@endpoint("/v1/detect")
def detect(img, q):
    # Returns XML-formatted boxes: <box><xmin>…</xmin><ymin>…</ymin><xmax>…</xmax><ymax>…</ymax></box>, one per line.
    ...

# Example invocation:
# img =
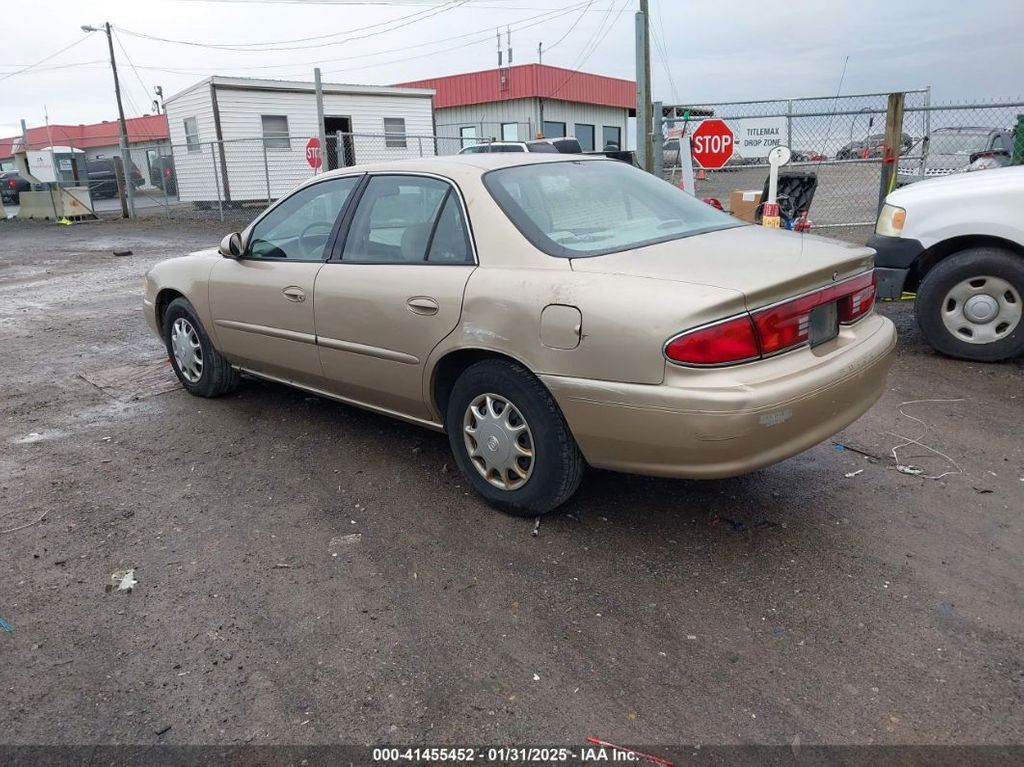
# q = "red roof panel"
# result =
<box><xmin>395</xmin><ymin>64</ymin><xmax>635</xmax><ymax>111</ymax></box>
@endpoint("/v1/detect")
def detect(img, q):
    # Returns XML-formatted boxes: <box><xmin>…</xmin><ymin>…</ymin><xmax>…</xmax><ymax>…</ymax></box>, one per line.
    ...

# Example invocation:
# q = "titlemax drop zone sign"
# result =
<box><xmin>734</xmin><ymin>117</ymin><xmax>787</xmax><ymax>159</ymax></box>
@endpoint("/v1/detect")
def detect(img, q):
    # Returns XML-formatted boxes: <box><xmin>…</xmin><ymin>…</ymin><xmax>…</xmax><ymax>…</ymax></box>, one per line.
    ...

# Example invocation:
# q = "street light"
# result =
<box><xmin>81</xmin><ymin>22</ymin><xmax>134</xmax><ymax>218</ymax></box>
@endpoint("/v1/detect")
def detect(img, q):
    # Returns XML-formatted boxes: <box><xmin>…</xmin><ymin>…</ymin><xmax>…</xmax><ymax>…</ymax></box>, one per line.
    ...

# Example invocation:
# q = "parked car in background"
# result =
<box><xmin>150</xmin><ymin>156</ymin><xmax>177</xmax><ymax>196</ymax></box>
<box><xmin>836</xmin><ymin>133</ymin><xmax>913</xmax><ymax>160</ymax></box>
<box><xmin>872</xmin><ymin>165</ymin><xmax>1024</xmax><ymax>361</ymax></box>
<box><xmin>86</xmin><ymin>158</ymin><xmax>144</xmax><ymax>199</ymax></box>
<box><xmin>458</xmin><ymin>141</ymin><xmax>558</xmax><ymax>154</ymax></box>
<box><xmin>144</xmin><ymin>154</ymin><xmax>894</xmax><ymax>516</ymax></box>
<box><xmin>534</xmin><ymin>136</ymin><xmax>583</xmax><ymax>154</ymax></box>
<box><xmin>0</xmin><ymin>170</ymin><xmax>31</xmax><ymax>203</ymax></box>
<box><xmin>896</xmin><ymin>127</ymin><xmax>1015</xmax><ymax>185</ymax></box>
<box><xmin>791</xmin><ymin>149</ymin><xmax>827</xmax><ymax>162</ymax></box>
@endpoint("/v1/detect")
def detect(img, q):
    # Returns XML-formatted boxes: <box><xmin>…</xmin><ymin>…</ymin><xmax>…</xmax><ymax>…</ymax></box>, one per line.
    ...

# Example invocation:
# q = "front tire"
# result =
<box><xmin>163</xmin><ymin>297</ymin><xmax>239</xmax><ymax>397</ymax></box>
<box><xmin>915</xmin><ymin>248</ymin><xmax>1024</xmax><ymax>362</ymax></box>
<box><xmin>445</xmin><ymin>359</ymin><xmax>584</xmax><ymax>516</ymax></box>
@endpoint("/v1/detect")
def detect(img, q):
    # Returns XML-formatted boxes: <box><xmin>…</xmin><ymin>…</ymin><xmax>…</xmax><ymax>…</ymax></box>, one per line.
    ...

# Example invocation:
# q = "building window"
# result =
<box><xmin>459</xmin><ymin>126</ymin><xmax>478</xmax><ymax>147</ymax></box>
<box><xmin>542</xmin><ymin>121</ymin><xmax>566</xmax><ymax>138</ymax></box>
<box><xmin>501</xmin><ymin>122</ymin><xmax>519</xmax><ymax>142</ymax></box>
<box><xmin>383</xmin><ymin>117</ymin><xmax>407</xmax><ymax>148</ymax></box>
<box><xmin>183</xmin><ymin>117</ymin><xmax>200</xmax><ymax>152</ymax></box>
<box><xmin>602</xmin><ymin>125</ymin><xmax>622</xmax><ymax>150</ymax></box>
<box><xmin>575</xmin><ymin>123</ymin><xmax>595</xmax><ymax>152</ymax></box>
<box><xmin>261</xmin><ymin>115</ymin><xmax>291</xmax><ymax>149</ymax></box>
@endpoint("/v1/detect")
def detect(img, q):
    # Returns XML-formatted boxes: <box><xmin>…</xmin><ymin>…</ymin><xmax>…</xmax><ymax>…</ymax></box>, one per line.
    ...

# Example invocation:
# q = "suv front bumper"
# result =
<box><xmin>867</xmin><ymin>234</ymin><xmax>925</xmax><ymax>298</ymax></box>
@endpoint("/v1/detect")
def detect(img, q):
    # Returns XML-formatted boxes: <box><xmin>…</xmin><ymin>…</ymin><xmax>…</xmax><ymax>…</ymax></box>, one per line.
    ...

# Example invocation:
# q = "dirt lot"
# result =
<box><xmin>0</xmin><ymin>217</ymin><xmax>1021</xmax><ymax>752</ymax></box>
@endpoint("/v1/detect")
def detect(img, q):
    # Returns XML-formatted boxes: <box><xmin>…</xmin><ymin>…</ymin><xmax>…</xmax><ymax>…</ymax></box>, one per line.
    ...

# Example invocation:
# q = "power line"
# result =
<box><xmin>117</xmin><ymin>0</ymin><xmax>471</xmax><ymax>52</ymax></box>
<box><xmin>126</xmin><ymin>2</ymin><xmax>598</xmax><ymax>78</ymax></box>
<box><xmin>547</xmin><ymin>0</ymin><xmax>628</xmax><ymax>98</ymax></box>
<box><xmin>544</xmin><ymin>0</ymin><xmax>593</xmax><ymax>52</ymax></box>
<box><xmin>0</xmin><ymin>35</ymin><xmax>91</xmax><ymax>82</ymax></box>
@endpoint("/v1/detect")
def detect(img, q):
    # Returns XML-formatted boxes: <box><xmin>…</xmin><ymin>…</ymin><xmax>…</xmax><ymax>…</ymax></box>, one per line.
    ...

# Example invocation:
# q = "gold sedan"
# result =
<box><xmin>144</xmin><ymin>155</ymin><xmax>896</xmax><ymax>515</ymax></box>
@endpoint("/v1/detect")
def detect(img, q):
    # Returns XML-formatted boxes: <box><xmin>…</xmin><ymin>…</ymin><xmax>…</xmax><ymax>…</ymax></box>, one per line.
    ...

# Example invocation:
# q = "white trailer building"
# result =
<box><xmin>164</xmin><ymin>76</ymin><xmax>435</xmax><ymax>204</ymax></box>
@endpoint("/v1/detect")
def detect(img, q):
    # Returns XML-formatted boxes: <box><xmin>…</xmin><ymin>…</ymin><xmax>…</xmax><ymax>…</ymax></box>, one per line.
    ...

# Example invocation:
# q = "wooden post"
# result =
<box><xmin>878</xmin><ymin>92</ymin><xmax>905</xmax><ymax>210</ymax></box>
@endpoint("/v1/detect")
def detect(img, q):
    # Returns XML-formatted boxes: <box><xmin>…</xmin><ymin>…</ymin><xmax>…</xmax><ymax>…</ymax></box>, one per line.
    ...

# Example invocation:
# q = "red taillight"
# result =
<box><xmin>7</xmin><ymin>179</ymin><xmax>15</xmax><ymax>189</ymax></box>
<box><xmin>665</xmin><ymin>270</ymin><xmax>876</xmax><ymax>366</ymax></box>
<box><xmin>752</xmin><ymin>292</ymin><xmax>819</xmax><ymax>355</ymax></box>
<box><xmin>665</xmin><ymin>316</ymin><xmax>760</xmax><ymax>365</ymax></box>
<box><xmin>838</xmin><ymin>272</ymin><xmax>877</xmax><ymax>323</ymax></box>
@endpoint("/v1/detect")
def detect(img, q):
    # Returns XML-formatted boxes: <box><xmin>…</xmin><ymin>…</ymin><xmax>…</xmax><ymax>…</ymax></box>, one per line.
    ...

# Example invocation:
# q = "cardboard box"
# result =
<box><xmin>730</xmin><ymin>189</ymin><xmax>762</xmax><ymax>223</ymax></box>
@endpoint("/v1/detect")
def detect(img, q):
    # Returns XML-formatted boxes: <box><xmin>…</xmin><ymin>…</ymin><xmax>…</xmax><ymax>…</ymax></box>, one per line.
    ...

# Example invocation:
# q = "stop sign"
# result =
<box><xmin>305</xmin><ymin>137</ymin><xmax>322</xmax><ymax>169</ymax></box>
<box><xmin>691</xmin><ymin>119</ymin><xmax>735</xmax><ymax>169</ymax></box>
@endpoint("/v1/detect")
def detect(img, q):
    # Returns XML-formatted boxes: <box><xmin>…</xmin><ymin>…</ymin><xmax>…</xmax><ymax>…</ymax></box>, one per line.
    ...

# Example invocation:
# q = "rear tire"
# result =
<box><xmin>163</xmin><ymin>298</ymin><xmax>239</xmax><ymax>397</ymax></box>
<box><xmin>445</xmin><ymin>359</ymin><xmax>584</xmax><ymax>516</ymax></box>
<box><xmin>915</xmin><ymin>248</ymin><xmax>1024</xmax><ymax>362</ymax></box>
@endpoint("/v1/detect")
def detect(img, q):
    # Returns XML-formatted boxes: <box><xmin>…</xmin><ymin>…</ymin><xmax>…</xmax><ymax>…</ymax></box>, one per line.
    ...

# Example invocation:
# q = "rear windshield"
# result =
<box><xmin>927</xmin><ymin>131</ymin><xmax>991</xmax><ymax>155</ymax></box>
<box><xmin>483</xmin><ymin>160</ymin><xmax>740</xmax><ymax>258</ymax></box>
<box><xmin>526</xmin><ymin>142</ymin><xmax>559</xmax><ymax>153</ymax></box>
<box><xmin>88</xmin><ymin>160</ymin><xmax>113</xmax><ymax>172</ymax></box>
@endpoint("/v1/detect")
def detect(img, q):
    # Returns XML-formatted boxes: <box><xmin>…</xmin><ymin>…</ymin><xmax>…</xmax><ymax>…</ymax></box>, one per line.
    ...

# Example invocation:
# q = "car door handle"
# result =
<box><xmin>282</xmin><ymin>286</ymin><xmax>306</xmax><ymax>303</ymax></box>
<box><xmin>406</xmin><ymin>296</ymin><xmax>439</xmax><ymax>316</ymax></box>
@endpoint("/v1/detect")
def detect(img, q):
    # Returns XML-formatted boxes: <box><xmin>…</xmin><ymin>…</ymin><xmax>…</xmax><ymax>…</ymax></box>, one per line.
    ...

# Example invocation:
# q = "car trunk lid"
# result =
<box><xmin>569</xmin><ymin>225</ymin><xmax>875</xmax><ymax>310</ymax></box>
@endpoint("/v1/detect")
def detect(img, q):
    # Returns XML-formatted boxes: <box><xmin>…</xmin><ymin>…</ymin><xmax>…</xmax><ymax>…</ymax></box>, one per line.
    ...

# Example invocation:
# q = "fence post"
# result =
<box><xmin>162</xmin><ymin>146</ymin><xmax>170</xmax><ymax>219</ymax></box>
<box><xmin>878</xmin><ymin>92</ymin><xmax>905</xmax><ymax>210</ymax></box>
<box><xmin>786</xmin><ymin>99</ymin><xmax>793</xmax><ymax>148</ymax></box>
<box><xmin>211</xmin><ymin>142</ymin><xmax>224</xmax><ymax>223</ymax></box>
<box><xmin>417</xmin><ymin>136</ymin><xmax>423</xmax><ymax>158</ymax></box>
<box><xmin>920</xmin><ymin>85</ymin><xmax>931</xmax><ymax>177</ymax></box>
<box><xmin>262</xmin><ymin>138</ymin><xmax>271</xmax><ymax>204</ymax></box>
<box><xmin>652</xmin><ymin>101</ymin><xmax>664</xmax><ymax>179</ymax></box>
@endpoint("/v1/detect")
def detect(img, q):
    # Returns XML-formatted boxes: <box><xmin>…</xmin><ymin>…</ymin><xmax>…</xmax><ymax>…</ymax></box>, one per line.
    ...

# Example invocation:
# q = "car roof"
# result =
<box><xmin>311</xmin><ymin>152</ymin><xmax>608</xmax><ymax>185</ymax></box>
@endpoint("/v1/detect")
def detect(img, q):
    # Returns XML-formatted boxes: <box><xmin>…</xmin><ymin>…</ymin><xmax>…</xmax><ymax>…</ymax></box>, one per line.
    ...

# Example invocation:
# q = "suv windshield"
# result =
<box><xmin>484</xmin><ymin>160</ymin><xmax>740</xmax><ymax>258</ymax></box>
<box><xmin>927</xmin><ymin>131</ymin><xmax>991</xmax><ymax>156</ymax></box>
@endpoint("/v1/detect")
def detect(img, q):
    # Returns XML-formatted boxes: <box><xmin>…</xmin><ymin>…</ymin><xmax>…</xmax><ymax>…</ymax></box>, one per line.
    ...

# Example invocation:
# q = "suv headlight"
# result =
<box><xmin>876</xmin><ymin>203</ymin><xmax>906</xmax><ymax>237</ymax></box>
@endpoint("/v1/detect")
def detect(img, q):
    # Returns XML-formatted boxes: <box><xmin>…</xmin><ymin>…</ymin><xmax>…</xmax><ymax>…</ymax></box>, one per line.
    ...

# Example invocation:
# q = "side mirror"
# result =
<box><xmin>219</xmin><ymin>232</ymin><xmax>243</xmax><ymax>258</ymax></box>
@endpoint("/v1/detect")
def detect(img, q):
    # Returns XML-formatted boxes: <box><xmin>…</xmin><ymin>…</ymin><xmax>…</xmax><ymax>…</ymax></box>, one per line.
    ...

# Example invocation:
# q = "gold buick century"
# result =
<box><xmin>144</xmin><ymin>155</ymin><xmax>896</xmax><ymax>515</ymax></box>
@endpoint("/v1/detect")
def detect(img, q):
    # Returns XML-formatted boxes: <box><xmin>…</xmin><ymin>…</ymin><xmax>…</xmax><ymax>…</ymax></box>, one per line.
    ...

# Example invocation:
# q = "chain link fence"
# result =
<box><xmin>661</xmin><ymin>91</ymin><xmax>1023</xmax><ymax>228</ymax></box>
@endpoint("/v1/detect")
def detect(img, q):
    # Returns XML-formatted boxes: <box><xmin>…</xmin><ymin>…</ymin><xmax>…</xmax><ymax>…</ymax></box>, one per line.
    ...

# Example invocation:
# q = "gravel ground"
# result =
<box><xmin>0</xmin><ymin>218</ymin><xmax>1021</xmax><ymax>753</ymax></box>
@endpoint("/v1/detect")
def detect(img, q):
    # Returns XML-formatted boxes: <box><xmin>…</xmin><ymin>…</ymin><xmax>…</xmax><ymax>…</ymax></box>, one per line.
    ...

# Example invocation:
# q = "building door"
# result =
<box><xmin>324</xmin><ymin>116</ymin><xmax>355</xmax><ymax>169</ymax></box>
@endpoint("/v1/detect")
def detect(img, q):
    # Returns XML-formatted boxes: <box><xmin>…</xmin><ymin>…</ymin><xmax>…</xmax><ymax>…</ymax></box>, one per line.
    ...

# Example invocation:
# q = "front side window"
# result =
<box><xmin>384</xmin><ymin>117</ymin><xmax>407</xmax><ymax>148</ymax></box>
<box><xmin>261</xmin><ymin>115</ymin><xmax>290</xmax><ymax>150</ymax></box>
<box><xmin>343</xmin><ymin>176</ymin><xmax>470</xmax><ymax>264</ymax></box>
<box><xmin>602</xmin><ymin>125</ymin><xmax>621</xmax><ymax>150</ymax></box>
<box><xmin>247</xmin><ymin>177</ymin><xmax>358</xmax><ymax>261</ymax></box>
<box><xmin>183</xmin><ymin>117</ymin><xmax>200</xmax><ymax>152</ymax></box>
<box><xmin>484</xmin><ymin>160</ymin><xmax>739</xmax><ymax>258</ymax></box>
<box><xmin>574</xmin><ymin>124</ymin><xmax>595</xmax><ymax>152</ymax></box>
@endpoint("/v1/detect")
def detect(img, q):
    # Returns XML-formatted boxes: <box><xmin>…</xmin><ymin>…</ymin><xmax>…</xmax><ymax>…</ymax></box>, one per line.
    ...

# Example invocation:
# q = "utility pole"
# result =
<box><xmin>635</xmin><ymin>0</ymin><xmax>653</xmax><ymax>173</ymax></box>
<box><xmin>82</xmin><ymin>22</ymin><xmax>134</xmax><ymax>218</ymax></box>
<box><xmin>538</xmin><ymin>42</ymin><xmax>543</xmax><ymax>64</ymax></box>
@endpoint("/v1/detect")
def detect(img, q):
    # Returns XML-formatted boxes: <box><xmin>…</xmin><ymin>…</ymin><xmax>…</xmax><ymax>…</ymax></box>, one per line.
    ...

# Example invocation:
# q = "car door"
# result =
<box><xmin>314</xmin><ymin>174</ymin><xmax>476</xmax><ymax>420</ymax></box>
<box><xmin>208</xmin><ymin>175</ymin><xmax>360</xmax><ymax>387</ymax></box>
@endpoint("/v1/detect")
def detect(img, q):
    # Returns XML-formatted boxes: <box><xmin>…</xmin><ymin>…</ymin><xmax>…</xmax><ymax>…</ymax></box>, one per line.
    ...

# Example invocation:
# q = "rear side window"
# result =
<box><xmin>342</xmin><ymin>176</ymin><xmax>472</xmax><ymax>264</ymax></box>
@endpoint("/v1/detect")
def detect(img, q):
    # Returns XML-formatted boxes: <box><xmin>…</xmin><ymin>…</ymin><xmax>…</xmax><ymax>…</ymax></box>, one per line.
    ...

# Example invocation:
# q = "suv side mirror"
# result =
<box><xmin>219</xmin><ymin>232</ymin><xmax>243</xmax><ymax>258</ymax></box>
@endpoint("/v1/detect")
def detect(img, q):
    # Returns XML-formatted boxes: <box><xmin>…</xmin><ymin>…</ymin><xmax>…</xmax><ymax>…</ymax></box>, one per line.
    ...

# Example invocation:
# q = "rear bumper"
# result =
<box><xmin>542</xmin><ymin>314</ymin><xmax>896</xmax><ymax>479</ymax></box>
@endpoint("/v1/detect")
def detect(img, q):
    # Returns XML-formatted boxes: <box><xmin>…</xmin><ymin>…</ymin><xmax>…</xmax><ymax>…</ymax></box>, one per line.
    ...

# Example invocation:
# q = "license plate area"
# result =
<box><xmin>809</xmin><ymin>301</ymin><xmax>839</xmax><ymax>347</ymax></box>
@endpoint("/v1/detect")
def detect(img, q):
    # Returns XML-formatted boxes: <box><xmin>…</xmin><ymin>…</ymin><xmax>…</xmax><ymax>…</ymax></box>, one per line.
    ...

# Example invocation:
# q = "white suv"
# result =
<box><xmin>871</xmin><ymin>165</ymin><xmax>1024</xmax><ymax>361</ymax></box>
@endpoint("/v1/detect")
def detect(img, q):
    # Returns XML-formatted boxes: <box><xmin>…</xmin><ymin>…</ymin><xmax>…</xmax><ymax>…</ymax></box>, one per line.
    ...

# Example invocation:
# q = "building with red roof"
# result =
<box><xmin>396</xmin><ymin>63</ymin><xmax>635</xmax><ymax>151</ymax></box>
<box><xmin>0</xmin><ymin>114</ymin><xmax>169</xmax><ymax>169</ymax></box>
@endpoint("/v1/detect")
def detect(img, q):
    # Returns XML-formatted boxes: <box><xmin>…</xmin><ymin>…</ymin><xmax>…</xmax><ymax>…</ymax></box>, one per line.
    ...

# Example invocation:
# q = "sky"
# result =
<box><xmin>1</xmin><ymin>0</ymin><xmax>1022</xmax><ymax>139</ymax></box>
